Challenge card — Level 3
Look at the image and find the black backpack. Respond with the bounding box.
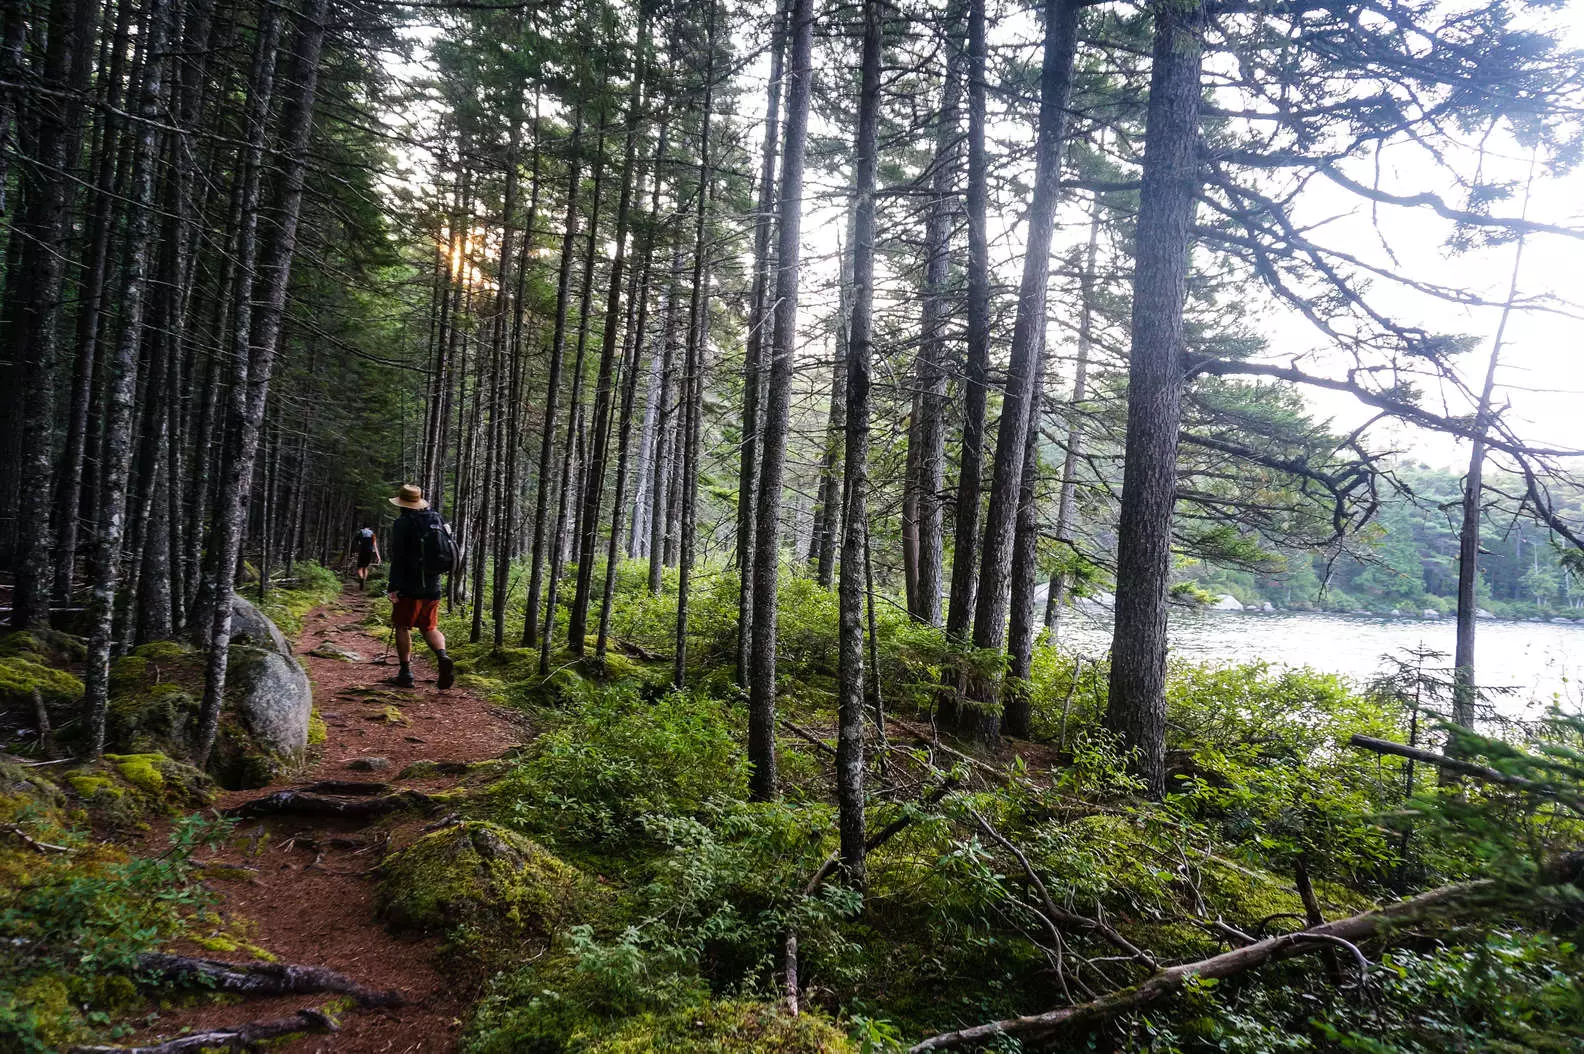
[418,511,457,579]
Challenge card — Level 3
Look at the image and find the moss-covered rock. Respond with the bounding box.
[60,752,215,829]
[584,1000,857,1053]
[0,627,88,667]
[0,656,84,709]
[379,821,587,961]
[0,755,68,818]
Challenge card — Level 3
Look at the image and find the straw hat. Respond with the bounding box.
[389,484,429,510]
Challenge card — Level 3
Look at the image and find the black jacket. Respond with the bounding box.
[389,508,443,599]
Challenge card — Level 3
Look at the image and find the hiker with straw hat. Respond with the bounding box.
[385,484,456,690]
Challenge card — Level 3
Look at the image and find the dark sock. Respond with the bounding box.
[434,649,450,660]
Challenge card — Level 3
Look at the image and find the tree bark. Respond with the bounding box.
[540,106,607,669]
[571,16,648,654]
[962,0,1080,741]
[1104,0,1206,798]
[197,0,328,764]
[523,108,584,647]
[675,6,717,688]
[748,0,815,803]
[736,0,790,686]
[943,0,990,642]
[1046,198,1102,633]
[1453,171,1531,734]
[911,24,963,628]
[836,0,883,887]
[82,0,172,756]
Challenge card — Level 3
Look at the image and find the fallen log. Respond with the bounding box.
[70,1007,337,1053]
[1349,734,1584,816]
[133,953,406,1007]
[222,789,435,820]
[908,879,1500,1051]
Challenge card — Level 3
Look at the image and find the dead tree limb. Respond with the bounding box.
[134,953,406,1007]
[908,879,1498,1051]
[1349,734,1584,816]
[69,1007,337,1053]
[222,789,436,820]
[963,804,1157,969]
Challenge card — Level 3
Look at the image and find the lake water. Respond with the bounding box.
[1056,608,1584,716]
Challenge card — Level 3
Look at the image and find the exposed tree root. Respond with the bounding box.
[296,779,391,796]
[134,953,406,1007]
[70,1007,337,1053]
[908,879,1504,1050]
[222,788,435,820]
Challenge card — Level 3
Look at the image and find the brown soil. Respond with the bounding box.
[128,586,522,1053]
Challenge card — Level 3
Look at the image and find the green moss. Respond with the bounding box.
[108,655,150,696]
[105,753,166,794]
[307,707,328,747]
[584,1000,857,1053]
[132,639,195,663]
[66,775,122,799]
[379,821,588,963]
[0,627,87,667]
[61,754,214,829]
[0,656,84,707]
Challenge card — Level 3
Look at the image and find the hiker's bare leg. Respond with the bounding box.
[395,626,413,665]
[422,627,446,655]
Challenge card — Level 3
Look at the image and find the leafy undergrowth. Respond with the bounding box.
[0,757,234,1052]
[392,561,1584,1052]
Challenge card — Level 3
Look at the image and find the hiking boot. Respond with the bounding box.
[437,654,455,691]
[394,668,415,689]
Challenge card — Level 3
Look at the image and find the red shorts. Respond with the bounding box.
[392,596,440,631]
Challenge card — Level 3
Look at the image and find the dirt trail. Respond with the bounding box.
[133,586,522,1053]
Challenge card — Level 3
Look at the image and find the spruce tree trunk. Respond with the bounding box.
[11,0,84,628]
[1046,200,1102,633]
[597,115,665,660]
[1104,0,1205,799]
[542,109,608,668]
[966,0,1081,739]
[943,0,991,642]
[523,109,584,647]
[196,0,328,765]
[1003,344,1049,738]
[736,0,790,686]
[1453,201,1529,733]
[836,0,883,887]
[647,229,685,593]
[571,20,648,653]
[912,28,963,628]
[54,0,135,603]
[748,0,814,803]
[675,8,717,688]
[810,208,856,587]
[82,0,172,757]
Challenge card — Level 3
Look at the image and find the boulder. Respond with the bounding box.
[1211,594,1244,612]
[347,756,390,772]
[216,644,312,786]
[1260,601,1275,612]
[308,641,364,662]
[229,594,292,656]
[379,821,586,962]
[1477,608,1494,619]
[1421,609,1440,619]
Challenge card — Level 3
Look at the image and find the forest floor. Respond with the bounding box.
[128,585,522,1053]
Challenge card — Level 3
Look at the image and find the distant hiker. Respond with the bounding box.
[352,525,381,590]
[386,484,456,690]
